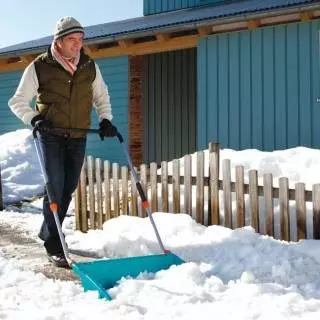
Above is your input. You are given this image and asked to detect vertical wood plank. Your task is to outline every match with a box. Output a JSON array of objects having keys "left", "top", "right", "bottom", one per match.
[
  {"left": 161, "top": 161, "right": 169, "bottom": 212},
  {"left": 95, "top": 158, "right": 103, "bottom": 229},
  {"left": 279, "top": 177, "right": 290, "bottom": 241},
  {"left": 80, "top": 160, "right": 88, "bottom": 232},
  {"left": 150, "top": 162, "right": 158, "bottom": 212},
  {"left": 313, "top": 184, "right": 320, "bottom": 240},
  {"left": 264, "top": 173, "right": 274, "bottom": 237},
  {"left": 173, "top": 159, "right": 180, "bottom": 213},
  {"left": 121, "top": 166, "right": 129, "bottom": 215},
  {"left": 113, "top": 163, "right": 120, "bottom": 217},
  {"left": 296, "top": 182, "right": 306, "bottom": 240},
  {"left": 87, "top": 156, "right": 95, "bottom": 229},
  {"left": 75, "top": 182, "right": 82, "bottom": 231},
  {"left": 130, "top": 166, "right": 138, "bottom": 216},
  {"left": 184, "top": 155, "right": 192, "bottom": 215},
  {"left": 104, "top": 161, "right": 111, "bottom": 222},
  {"left": 209, "top": 149, "right": 220, "bottom": 225},
  {"left": 235, "top": 165, "right": 245, "bottom": 228},
  {"left": 222, "top": 159, "right": 232, "bottom": 228},
  {"left": 196, "top": 151, "right": 204, "bottom": 224},
  {"left": 249, "top": 169, "right": 259, "bottom": 232},
  {"left": 140, "top": 164, "right": 148, "bottom": 217}
]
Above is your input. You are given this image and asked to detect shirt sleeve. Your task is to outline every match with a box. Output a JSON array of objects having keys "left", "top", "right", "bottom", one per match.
[
  {"left": 8, "top": 62, "right": 40, "bottom": 125},
  {"left": 92, "top": 62, "right": 113, "bottom": 122}
]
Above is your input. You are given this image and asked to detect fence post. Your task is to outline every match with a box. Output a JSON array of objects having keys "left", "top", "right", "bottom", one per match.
[
  {"left": 279, "top": 177, "right": 290, "bottom": 241},
  {"left": 296, "top": 182, "right": 306, "bottom": 240},
  {"left": 235, "top": 165, "right": 245, "bottom": 228},
  {"left": 313, "top": 184, "right": 320, "bottom": 240}
]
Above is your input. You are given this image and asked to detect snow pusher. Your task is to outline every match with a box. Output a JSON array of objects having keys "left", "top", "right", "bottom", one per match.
[{"left": 33, "top": 126, "right": 184, "bottom": 300}]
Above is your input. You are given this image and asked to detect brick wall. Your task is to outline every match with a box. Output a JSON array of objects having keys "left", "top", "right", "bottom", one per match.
[{"left": 129, "top": 56, "right": 143, "bottom": 166}]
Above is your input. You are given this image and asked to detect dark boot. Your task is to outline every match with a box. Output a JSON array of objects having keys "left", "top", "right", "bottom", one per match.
[{"left": 47, "top": 253, "right": 70, "bottom": 269}]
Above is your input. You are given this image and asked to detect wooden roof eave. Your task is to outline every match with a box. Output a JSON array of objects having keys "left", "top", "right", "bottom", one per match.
[{"left": 1, "top": 4, "right": 320, "bottom": 72}]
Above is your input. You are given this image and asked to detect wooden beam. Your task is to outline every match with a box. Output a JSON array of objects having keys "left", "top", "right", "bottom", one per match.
[
  {"left": 89, "top": 35, "right": 198, "bottom": 59},
  {"left": 20, "top": 54, "right": 36, "bottom": 64},
  {"left": 156, "top": 33, "right": 170, "bottom": 43},
  {"left": 247, "top": 19, "right": 260, "bottom": 29},
  {"left": 84, "top": 45, "right": 98, "bottom": 55},
  {"left": 118, "top": 39, "right": 134, "bottom": 48},
  {"left": 300, "top": 11, "right": 313, "bottom": 22},
  {"left": 260, "top": 13, "right": 301, "bottom": 25},
  {"left": 212, "top": 21, "right": 248, "bottom": 33},
  {"left": 197, "top": 26, "right": 212, "bottom": 37},
  {"left": 0, "top": 61, "right": 28, "bottom": 73}
]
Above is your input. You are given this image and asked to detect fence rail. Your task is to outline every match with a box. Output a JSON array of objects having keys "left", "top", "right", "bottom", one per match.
[{"left": 74, "top": 143, "right": 320, "bottom": 241}]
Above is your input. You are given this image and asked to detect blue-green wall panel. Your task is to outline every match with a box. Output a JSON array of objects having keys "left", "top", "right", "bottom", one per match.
[
  {"left": 0, "top": 56, "right": 129, "bottom": 164},
  {"left": 144, "top": 0, "right": 223, "bottom": 15},
  {"left": 198, "top": 20, "right": 320, "bottom": 151},
  {"left": 88, "top": 56, "right": 128, "bottom": 164},
  {"left": 0, "top": 71, "right": 25, "bottom": 135}
]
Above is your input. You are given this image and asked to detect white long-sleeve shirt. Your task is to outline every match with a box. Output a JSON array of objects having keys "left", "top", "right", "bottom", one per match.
[{"left": 8, "top": 61, "right": 113, "bottom": 125}]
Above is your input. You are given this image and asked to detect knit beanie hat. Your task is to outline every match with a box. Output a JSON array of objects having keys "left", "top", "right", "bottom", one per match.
[{"left": 54, "top": 16, "right": 84, "bottom": 40}]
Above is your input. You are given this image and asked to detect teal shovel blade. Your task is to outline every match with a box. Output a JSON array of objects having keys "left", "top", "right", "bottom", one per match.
[{"left": 72, "top": 252, "right": 184, "bottom": 300}]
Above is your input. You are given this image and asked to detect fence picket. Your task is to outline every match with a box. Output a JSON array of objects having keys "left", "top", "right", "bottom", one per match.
[
  {"left": 296, "top": 182, "right": 306, "bottom": 240},
  {"left": 279, "top": 177, "right": 290, "bottom": 241},
  {"left": 173, "top": 159, "right": 180, "bottom": 213},
  {"left": 235, "top": 165, "right": 245, "bottom": 228},
  {"left": 209, "top": 151, "right": 219, "bottom": 225},
  {"left": 222, "top": 159, "right": 232, "bottom": 228},
  {"left": 161, "top": 161, "right": 169, "bottom": 212},
  {"left": 140, "top": 164, "right": 147, "bottom": 217},
  {"left": 87, "top": 156, "right": 95, "bottom": 229},
  {"left": 80, "top": 160, "right": 88, "bottom": 232},
  {"left": 121, "top": 166, "right": 129, "bottom": 215},
  {"left": 150, "top": 163, "right": 158, "bottom": 212},
  {"left": 95, "top": 158, "right": 103, "bottom": 229},
  {"left": 313, "top": 184, "right": 320, "bottom": 240},
  {"left": 264, "top": 173, "right": 274, "bottom": 236},
  {"left": 184, "top": 155, "right": 192, "bottom": 215},
  {"left": 113, "top": 163, "right": 120, "bottom": 217},
  {"left": 196, "top": 152, "right": 204, "bottom": 225},
  {"left": 130, "top": 166, "right": 138, "bottom": 216},
  {"left": 249, "top": 169, "right": 259, "bottom": 232},
  {"left": 104, "top": 161, "right": 111, "bottom": 221}
]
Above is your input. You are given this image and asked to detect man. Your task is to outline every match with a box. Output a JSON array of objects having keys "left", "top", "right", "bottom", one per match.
[{"left": 8, "top": 17, "right": 117, "bottom": 268}]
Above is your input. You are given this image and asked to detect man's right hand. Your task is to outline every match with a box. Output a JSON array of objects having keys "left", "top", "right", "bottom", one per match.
[{"left": 31, "top": 114, "right": 53, "bottom": 135}]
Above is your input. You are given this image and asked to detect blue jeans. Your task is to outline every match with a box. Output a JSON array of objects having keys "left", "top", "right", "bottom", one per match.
[{"left": 38, "top": 135, "right": 86, "bottom": 255}]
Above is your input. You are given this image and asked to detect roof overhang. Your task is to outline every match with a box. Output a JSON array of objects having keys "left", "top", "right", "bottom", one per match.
[{"left": 1, "top": 1, "right": 320, "bottom": 72}]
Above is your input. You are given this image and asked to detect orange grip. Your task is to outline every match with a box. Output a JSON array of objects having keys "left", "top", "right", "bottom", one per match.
[
  {"left": 50, "top": 203, "right": 58, "bottom": 213},
  {"left": 142, "top": 201, "right": 150, "bottom": 209}
]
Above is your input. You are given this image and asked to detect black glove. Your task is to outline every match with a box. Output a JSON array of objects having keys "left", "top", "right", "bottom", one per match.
[
  {"left": 31, "top": 114, "right": 53, "bottom": 135},
  {"left": 99, "top": 119, "right": 117, "bottom": 139}
]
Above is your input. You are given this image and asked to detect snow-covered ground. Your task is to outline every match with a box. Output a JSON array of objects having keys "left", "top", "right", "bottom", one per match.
[{"left": 1, "top": 129, "right": 320, "bottom": 319}]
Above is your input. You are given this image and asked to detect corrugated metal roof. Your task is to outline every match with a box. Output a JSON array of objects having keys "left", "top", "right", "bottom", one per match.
[{"left": 0, "top": 0, "right": 318, "bottom": 56}]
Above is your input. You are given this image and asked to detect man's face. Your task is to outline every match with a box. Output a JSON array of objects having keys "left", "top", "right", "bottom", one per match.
[{"left": 56, "top": 32, "right": 84, "bottom": 58}]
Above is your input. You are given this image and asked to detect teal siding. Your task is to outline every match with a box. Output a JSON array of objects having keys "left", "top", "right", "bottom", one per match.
[
  {"left": 144, "top": 0, "right": 223, "bottom": 15},
  {"left": 0, "top": 71, "right": 25, "bottom": 134},
  {"left": 198, "top": 20, "right": 320, "bottom": 151},
  {"left": 0, "top": 56, "right": 129, "bottom": 164},
  {"left": 88, "top": 56, "right": 128, "bottom": 164}
]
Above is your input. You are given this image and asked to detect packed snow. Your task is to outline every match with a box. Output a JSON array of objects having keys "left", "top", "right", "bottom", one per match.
[{"left": 1, "top": 129, "right": 320, "bottom": 319}]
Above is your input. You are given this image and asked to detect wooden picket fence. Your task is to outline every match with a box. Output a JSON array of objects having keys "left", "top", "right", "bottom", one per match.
[{"left": 74, "top": 143, "right": 320, "bottom": 241}]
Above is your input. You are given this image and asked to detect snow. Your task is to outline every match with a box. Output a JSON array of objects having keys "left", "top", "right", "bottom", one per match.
[{"left": 1, "top": 129, "right": 320, "bottom": 319}]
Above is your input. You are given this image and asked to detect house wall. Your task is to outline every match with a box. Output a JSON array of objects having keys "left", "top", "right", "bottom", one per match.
[
  {"left": 197, "top": 19, "right": 320, "bottom": 151},
  {"left": 0, "top": 56, "right": 129, "bottom": 164},
  {"left": 143, "top": 48, "right": 197, "bottom": 163},
  {"left": 0, "top": 71, "right": 25, "bottom": 134},
  {"left": 144, "top": 0, "right": 223, "bottom": 15}
]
